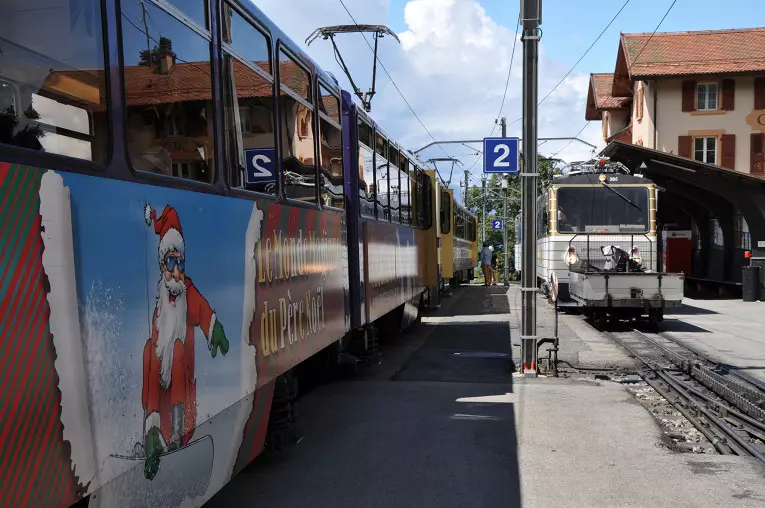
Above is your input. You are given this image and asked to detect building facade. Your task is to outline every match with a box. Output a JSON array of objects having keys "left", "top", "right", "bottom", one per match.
[{"left": 586, "top": 28, "right": 765, "bottom": 176}]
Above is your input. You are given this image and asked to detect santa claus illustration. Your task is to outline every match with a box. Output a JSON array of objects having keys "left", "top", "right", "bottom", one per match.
[{"left": 141, "top": 204, "right": 229, "bottom": 480}]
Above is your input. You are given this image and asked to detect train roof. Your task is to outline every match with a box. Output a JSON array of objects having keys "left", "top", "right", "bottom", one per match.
[
  {"left": 234, "top": 1, "right": 342, "bottom": 94},
  {"left": 551, "top": 173, "right": 655, "bottom": 185}
]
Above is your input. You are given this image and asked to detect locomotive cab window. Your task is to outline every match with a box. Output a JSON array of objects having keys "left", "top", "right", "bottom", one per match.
[
  {"left": 556, "top": 186, "right": 649, "bottom": 234},
  {"left": 1, "top": 0, "right": 110, "bottom": 162},
  {"left": 121, "top": 1, "right": 215, "bottom": 182},
  {"left": 221, "top": 2, "right": 276, "bottom": 194},
  {"left": 318, "top": 84, "right": 343, "bottom": 209},
  {"left": 279, "top": 49, "right": 317, "bottom": 203}
]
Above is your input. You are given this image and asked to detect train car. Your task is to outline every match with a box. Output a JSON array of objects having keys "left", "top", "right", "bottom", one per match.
[
  {"left": 436, "top": 190, "right": 478, "bottom": 287},
  {"left": 0, "top": 1, "right": 447, "bottom": 507},
  {"left": 451, "top": 200, "right": 478, "bottom": 284},
  {"left": 516, "top": 159, "right": 684, "bottom": 326}
]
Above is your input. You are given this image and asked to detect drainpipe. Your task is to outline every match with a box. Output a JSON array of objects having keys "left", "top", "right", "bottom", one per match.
[{"left": 653, "top": 80, "right": 658, "bottom": 149}]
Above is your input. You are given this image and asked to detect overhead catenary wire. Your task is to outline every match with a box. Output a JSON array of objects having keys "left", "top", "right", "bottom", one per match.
[
  {"left": 553, "top": 0, "right": 678, "bottom": 162},
  {"left": 337, "top": 0, "right": 451, "bottom": 184},
  {"left": 627, "top": 0, "right": 678, "bottom": 73},
  {"left": 507, "top": 0, "right": 631, "bottom": 127}
]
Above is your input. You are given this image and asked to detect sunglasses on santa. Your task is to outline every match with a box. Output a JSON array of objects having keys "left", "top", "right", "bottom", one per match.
[{"left": 163, "top": 255, "right": 185, "bottom": 273}]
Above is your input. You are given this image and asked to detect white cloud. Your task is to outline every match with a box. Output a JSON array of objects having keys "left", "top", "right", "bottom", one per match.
[{"left": 252, "top": 0, "right": 604, "bottom": 193}]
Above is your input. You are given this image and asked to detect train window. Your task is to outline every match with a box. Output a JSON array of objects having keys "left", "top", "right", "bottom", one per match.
[
  {"left": 279, "top": 49, "right": 317, "bottom": 202},
  {"left": 166, "top": 0, "right": 210, "bottom": 30},
  {"left": 121, "top": 2, "right": 214, "bottom": 182},
  {"left": 556, "top": 187, "right": 649, "bottom": 233},
  {"left": 416, "top": 170, "right": 433, "bottom": 229},
  {"left": 0, "top": 0, "right": 109, "bottom": 162},
  {"left": 388, "top": 147, "right": 402, "bottom": 223},
  {"left": 375, "top": 132, "right": 390, "bottom": 220},
  {"left": 400, "top": 158, "right": 412, "bottom": 226},
  {"left": 318, "top": 85, "right": 343, "bottom": 209},
  {"left": 440, "top": 191, "right": 451, "bottom": 234},
  {"left": 358, "top": 120, "right": 375, "bottom": 217},
  {"left": 221, "top": 3, "right": 276, "bottom": 193}
]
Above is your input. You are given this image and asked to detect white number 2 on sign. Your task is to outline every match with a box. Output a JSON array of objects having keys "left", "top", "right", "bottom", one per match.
[
  {"left": 251, "top": 154, "right": 273, "bottom": 179},
  {"left": 494, "top": 144, "right": 511, "bottom": 167}
]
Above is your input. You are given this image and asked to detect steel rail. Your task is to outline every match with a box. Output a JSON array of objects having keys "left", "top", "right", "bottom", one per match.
[
  {"left": 633, "top": 330, "right": 765, "bottom": 422},
  {"left": 604, "top": 330, "right": 765, "bottom": 462}
]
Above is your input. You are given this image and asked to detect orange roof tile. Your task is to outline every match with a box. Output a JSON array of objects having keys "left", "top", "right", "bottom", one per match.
[
  {"left": 621, "top": 28, "right": 765, "bottom": 78},
  {"left": 591, "top": 73, "right": 630, "bottom": 109}
]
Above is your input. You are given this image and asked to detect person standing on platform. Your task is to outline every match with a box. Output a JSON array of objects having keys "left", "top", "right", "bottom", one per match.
[{"left": 480, "top": 241, "right": 493, "bottom": 286}]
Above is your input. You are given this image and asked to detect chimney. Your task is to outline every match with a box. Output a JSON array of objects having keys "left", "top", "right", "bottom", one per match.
[{"left": 158, "top": 37, "right": 175, "bottom": 74}]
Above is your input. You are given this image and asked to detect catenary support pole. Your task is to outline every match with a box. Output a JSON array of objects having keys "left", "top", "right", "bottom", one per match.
[
  {"left": 481, "top": 177, "right": 487, "bottom": 245},
  {"left": 501, "top": 117, "right": 509, "bottom": 286},
  {"left": 520, "top": 0, "right": 540, "bottom": 377},
  {"left": 464, "top": 170, "right": 470, "bottom": 205}
]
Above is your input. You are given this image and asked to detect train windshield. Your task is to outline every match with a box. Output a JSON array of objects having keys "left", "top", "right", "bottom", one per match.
[{"left": 556, "top": 187, "right": 649, "bottom": 233}]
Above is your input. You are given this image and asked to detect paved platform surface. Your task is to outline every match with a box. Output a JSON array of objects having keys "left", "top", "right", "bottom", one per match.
[
  {"left": 660, "top": 298, "right": 765, "bottom": 382},
  {"left": 205, "top": 284, "right": 765, "bottom": 508}
]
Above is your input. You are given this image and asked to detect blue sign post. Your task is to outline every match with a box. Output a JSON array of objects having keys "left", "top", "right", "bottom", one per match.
[
  {"left": 483, "top": 137, "right": 520, "bottom": 174},
  {"left": 492, "top": 219, "right": 503, "bottom": 230}
]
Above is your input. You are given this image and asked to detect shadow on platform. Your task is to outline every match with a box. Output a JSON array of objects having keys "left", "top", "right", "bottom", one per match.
[{"left": 205, "top": 284, "right": 522, "bottom": 508}]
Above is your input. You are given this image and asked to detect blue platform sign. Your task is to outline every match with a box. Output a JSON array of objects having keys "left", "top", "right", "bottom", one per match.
[
  {"left": 483, "top": 137, "right": 520, "bottom": 174},
  {"left": 492, "top": 219, "right": 503, "bottom": 230},
  {"left": 244, "top": 148, "right": 277, "bottom": 185}
]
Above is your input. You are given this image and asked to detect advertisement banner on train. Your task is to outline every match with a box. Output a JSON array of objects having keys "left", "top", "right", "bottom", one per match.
[{"left": 0, "top": 163, "right": 349, "bottom": 508}]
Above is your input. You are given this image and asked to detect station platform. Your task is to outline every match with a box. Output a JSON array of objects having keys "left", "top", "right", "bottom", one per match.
[
  {"left": 205, "top": 284, "right": 765, "bottom": 508},
  {"left": 659, "top": 298, "right": 765, "bottom": 383}
]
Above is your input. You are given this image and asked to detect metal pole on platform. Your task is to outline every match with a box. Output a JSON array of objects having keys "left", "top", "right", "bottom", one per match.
[
  {"left": 520, "top": 0, "right": 540, "bottom": 377},
  {"left": 481, "top": 177, "right": 487, "bottom": 245},
  {"left": 501, "top": 117, "right": 509, "bottom": 287}
]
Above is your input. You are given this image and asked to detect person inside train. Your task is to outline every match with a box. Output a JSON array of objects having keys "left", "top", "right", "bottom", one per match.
[{"left": 480, "top": 241, "right": 493, "bottom": 286}]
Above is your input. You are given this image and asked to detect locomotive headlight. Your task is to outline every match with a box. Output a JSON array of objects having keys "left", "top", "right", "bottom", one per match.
[
  {"left": 630, "top": 246, "right": 641, "bottom": 264},
  {"left": 565, "top": 247, "right": 579, "bottom": 265}
]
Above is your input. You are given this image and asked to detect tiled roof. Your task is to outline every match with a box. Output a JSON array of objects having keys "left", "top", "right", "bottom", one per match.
[
  {"left": 621, "top": 28, "right": 765, "bottom": 78},
  {"left": 591, "top": 73, "right": 629, "bottom": 109}
]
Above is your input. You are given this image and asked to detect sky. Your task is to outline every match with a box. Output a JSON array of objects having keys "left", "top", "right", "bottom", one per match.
[{"left": 251, "top": 0, "right": 763, "bottom": 202}]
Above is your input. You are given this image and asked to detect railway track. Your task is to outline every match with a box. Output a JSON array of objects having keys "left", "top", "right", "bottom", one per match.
[{"left": 603, "top": 327, "right": 765, "bottom": 462}]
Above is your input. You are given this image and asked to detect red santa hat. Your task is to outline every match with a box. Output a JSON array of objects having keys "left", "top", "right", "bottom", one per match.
[{"left": 145, "top": 203, "right": 185, "bottom": 262}]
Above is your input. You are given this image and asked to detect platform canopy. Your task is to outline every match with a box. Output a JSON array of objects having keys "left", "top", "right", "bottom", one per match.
[{"left": 601, "top": 140, "right": 765, "bottom": 284}]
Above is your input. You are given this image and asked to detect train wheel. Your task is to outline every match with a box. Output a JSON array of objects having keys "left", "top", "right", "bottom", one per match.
[{"left": 265, "top": 371, "right": 302, "bottom": 452}]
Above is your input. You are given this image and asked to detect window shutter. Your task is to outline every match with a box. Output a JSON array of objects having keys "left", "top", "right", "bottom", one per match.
[
  {"left": 637, "top": 85, "right": 644, "bottom": 121},
  {"left": 755, "top": 78, "right": 765, "bottom": 110},
  {"left": 721, "top": 79, "right": 735, "bottom": 111},
  {"left": 678, "top": 135, "right": 692, "bottom": 158},
  {"left": 681, "top": 80, "right": 696, "bottom": 112},
  {"left": 752, "top": 133, "right": 765, "bottom": 175},
  {"left": 721, "top": 134, "right": 735, "bottom": 169}
]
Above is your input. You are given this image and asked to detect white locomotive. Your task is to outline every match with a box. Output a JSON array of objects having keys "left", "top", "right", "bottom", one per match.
[{"left": 515, "top": 158, "right": 684, "bottom": 328}]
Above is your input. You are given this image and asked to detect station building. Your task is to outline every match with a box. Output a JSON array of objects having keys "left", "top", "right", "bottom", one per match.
[{"left": 585, "top": 27, "right": 765, "bottom": 295}]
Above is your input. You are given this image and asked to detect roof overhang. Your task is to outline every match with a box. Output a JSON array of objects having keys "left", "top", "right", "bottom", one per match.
[{"left": 601, "top": 140, "right": 765, "bottom": 187}]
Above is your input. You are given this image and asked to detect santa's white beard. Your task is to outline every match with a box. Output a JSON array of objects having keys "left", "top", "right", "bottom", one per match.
[{"left": 156, "top": 278, "right": 187, "bottom": 390}]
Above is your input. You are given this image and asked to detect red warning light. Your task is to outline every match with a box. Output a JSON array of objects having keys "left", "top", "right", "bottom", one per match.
[
  {"left": 745, "top": 251, "right": 753, "bottom": 259},
  {"left": 597, "top": 159, "right": 606, "bottom": 168}
]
